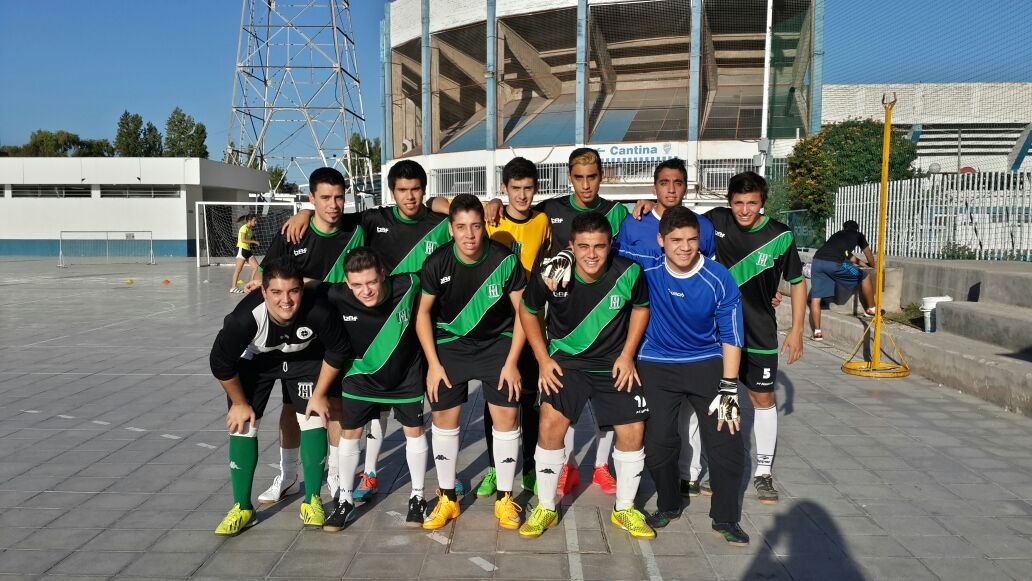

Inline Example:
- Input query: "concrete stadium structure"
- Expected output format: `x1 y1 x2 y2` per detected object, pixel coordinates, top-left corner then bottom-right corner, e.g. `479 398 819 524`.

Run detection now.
0 158 269 256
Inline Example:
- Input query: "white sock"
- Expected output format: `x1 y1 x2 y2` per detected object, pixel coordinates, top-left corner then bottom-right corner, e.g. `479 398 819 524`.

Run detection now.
754 405 778 477
678 408 703 481
535 446 566 511
406 434 428 499
492 428 521 493
280 447 299 481
327 444 339 479
594 428 614 468
338 439 361 504
612 447 645 511
363 413 388 475
563 427 575 464
431 424 460 490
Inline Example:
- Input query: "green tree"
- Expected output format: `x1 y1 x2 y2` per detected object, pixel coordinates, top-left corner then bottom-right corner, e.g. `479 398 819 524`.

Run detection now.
347 132 381 180
163 107 194 157
142 122 163 157
23 130 81 156
73 138 114 157
787 118 918 218
114 111 145 157
189 122 209 158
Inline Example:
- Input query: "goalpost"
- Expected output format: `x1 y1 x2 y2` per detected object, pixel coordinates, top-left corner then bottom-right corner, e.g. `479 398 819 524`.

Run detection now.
58 231 156 267
195 201 298 268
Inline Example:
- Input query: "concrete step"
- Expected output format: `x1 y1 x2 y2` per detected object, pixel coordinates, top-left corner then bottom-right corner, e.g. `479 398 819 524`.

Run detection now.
982 269 1032 309
889 258 1032 310
936 300 1032 355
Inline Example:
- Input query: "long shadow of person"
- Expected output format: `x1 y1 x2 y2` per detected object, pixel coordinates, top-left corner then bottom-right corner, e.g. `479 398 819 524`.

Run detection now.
744 500 865 580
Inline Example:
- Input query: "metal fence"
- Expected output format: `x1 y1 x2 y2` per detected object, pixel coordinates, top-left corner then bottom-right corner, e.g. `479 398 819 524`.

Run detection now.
831 172 1032 261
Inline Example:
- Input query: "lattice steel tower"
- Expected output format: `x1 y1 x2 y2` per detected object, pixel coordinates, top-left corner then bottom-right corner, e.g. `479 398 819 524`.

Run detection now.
227 0 372 195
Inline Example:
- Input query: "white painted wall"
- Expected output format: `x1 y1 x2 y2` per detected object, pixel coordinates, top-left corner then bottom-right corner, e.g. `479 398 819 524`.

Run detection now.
0 197 187 239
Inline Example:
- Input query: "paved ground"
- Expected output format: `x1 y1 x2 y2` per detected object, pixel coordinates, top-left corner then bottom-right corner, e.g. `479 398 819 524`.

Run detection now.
3 258 1032 580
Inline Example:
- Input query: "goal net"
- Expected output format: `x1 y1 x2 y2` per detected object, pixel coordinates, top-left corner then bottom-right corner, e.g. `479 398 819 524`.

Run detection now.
195 201 297 267
58 231 156 267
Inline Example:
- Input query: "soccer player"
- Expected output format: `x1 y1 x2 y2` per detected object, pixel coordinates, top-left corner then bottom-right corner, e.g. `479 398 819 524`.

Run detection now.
489 147 628 496
416 194 528 530
613 157 716 498
476 157 552 499
618 207 750 545
230 213 259 293
809 220 877 339
518 212 654 540
246 167 365 507
305 248 429 530
208 261 350 535
705 171 806 504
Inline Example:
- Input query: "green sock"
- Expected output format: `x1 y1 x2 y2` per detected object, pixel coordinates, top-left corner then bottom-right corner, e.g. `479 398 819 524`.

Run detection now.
229 435 259 510
299 427 328 503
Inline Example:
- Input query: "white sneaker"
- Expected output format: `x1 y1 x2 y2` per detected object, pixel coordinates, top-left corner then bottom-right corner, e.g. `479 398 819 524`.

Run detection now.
257 473 299 505
326 472 340 501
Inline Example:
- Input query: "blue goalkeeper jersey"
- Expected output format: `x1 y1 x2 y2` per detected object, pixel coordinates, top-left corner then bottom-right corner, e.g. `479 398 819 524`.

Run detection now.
617 248 743 363
613 209 716 259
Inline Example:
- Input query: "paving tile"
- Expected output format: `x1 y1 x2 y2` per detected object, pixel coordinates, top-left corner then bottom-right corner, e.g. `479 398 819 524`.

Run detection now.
194 549 283 578
896 535 983 558
919 557 1013 581
344 552 423 579
49 550 140 575
0 549 73 575
121 551 212 578
270 550 353 578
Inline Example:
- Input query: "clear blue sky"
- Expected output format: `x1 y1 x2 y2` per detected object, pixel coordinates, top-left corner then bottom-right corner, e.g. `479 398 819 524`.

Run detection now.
1 0 1029 154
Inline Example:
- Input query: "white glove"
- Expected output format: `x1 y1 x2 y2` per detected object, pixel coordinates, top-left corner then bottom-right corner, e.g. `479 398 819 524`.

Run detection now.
708 379 740 425
540 250 574 288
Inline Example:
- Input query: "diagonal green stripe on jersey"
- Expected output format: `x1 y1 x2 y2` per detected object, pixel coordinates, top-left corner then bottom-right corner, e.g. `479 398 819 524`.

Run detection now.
345 274 419 377
391 220 452 276
548 264 641 356
323 226 367 283
436 255 517 338
727 230 795 287
605 203 629 237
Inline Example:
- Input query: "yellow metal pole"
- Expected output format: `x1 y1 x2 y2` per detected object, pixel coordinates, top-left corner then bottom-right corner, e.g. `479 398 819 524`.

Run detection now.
873 93 896 367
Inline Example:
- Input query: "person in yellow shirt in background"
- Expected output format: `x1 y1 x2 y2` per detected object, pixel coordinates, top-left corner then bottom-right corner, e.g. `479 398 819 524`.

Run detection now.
475 157 553 498
230 213 259 294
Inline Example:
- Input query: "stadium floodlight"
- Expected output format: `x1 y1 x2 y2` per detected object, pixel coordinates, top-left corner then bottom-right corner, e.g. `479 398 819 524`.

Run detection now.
227 0 373 197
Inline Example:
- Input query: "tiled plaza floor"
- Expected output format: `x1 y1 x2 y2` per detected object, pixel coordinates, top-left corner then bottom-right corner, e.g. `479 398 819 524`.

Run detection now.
2 259 1032 580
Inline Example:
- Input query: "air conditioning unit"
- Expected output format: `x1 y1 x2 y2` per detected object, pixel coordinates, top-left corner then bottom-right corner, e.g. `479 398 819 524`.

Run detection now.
701 167 736 191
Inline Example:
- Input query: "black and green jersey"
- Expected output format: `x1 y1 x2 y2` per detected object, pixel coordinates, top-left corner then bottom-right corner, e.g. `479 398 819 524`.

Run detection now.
361 203 451 276
705 207 804 354
260 215 365 283
522 255 649 371
420 240 527 343
319 274 424 403
534 195 629 250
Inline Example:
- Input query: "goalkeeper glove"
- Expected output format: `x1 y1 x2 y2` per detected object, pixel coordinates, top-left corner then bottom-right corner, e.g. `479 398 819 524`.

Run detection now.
540 250 574 288
708 378 741 426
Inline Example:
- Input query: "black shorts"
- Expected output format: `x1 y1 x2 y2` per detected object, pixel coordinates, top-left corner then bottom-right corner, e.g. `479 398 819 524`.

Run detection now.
739 352 778 393
234 358 322 420
540 369 649 429
341 394 425 429
431 336 521 412
236 248 254 261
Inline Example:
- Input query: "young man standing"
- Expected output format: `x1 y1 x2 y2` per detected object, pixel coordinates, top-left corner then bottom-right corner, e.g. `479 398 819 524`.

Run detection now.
476 157 552 498
705 171 806 504
518 212 654 540
306 248 429 530
618 207 750 545
209 261 349 535
416 194 528 531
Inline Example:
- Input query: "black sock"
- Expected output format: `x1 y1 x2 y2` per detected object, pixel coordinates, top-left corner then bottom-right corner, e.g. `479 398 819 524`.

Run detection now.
496 490 509 501
442 488 457 501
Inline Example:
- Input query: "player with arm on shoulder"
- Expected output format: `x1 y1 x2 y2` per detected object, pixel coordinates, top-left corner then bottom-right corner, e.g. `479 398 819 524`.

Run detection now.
705 171 806 505
209 260 350 536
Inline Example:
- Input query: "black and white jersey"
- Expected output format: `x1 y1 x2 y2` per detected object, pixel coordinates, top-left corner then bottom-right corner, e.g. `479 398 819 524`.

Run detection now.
209 290 350 381
522 256 649 371
534 195 629 251
420 240 527 343
319 274 424 402
260 214 365 283
705 207 804 354
361 203 451 276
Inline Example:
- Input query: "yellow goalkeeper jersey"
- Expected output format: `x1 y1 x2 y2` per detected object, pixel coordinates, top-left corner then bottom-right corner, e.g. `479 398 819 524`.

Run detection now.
237 224 253 250
486 209 552 274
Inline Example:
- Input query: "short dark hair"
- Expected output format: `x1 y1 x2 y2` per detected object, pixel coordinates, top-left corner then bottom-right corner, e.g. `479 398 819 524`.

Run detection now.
309 167 346 192
568 147 603 174
502 157 538 187
448 193 484 221
261 259 304 289
236 212 257 223
658 206 700 237
727 171 768 204
343 247 383 274
843 220 860 231
387 159 427 191
653 158 688 184
570 211 612 241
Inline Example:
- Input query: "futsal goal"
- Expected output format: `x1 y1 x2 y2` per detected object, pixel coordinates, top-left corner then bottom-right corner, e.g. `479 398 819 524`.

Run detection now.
58 231 156 267
195 201 297 267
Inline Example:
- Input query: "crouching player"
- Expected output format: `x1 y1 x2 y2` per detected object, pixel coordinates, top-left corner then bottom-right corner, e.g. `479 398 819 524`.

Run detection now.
305 248 429 531
619 207 749 545
209 261 350 535
518 212 654 540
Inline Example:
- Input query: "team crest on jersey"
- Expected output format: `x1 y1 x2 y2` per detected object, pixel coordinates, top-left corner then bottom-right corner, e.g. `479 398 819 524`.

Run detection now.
425 241 437 254
609 295 623 310
297 382 313 399
488 284 501 299
398 309 409 324
296 326 313 340
756 252 772 267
